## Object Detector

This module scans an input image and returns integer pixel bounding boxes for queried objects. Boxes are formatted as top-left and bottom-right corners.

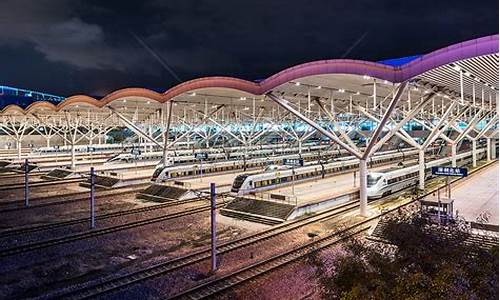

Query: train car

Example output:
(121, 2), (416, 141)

(150, 147), (343, 182)
(33, 142), (161, 154)
(150, 151), (329, 183)
(229, 148), (434, 196)
(151, 156), (269, 183)
(111, 144), (333, 166)
(105, 151), (227, 165)
(366, 148), (486, 198)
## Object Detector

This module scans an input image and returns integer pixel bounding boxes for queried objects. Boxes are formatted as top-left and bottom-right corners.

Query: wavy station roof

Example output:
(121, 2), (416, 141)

(0, 35), (497, 126)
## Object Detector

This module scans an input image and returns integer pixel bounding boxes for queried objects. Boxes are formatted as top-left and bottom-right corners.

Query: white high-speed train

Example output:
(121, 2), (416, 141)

(150, 145), (369, 183)
(107, 142), (347, 165)
(33, 143), (161, 154)
(106, 142), (337, 164)
(229, 148), (437, 196)
(366, 148), (486, 198)
(106, 151), (229, 164)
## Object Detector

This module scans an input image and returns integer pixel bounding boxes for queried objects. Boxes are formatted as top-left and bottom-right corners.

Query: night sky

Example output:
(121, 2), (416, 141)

(0, 0), (497, 97)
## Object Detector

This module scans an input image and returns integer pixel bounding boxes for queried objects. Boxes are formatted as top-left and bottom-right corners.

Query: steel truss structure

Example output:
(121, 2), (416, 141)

(0, 35), (498, 216)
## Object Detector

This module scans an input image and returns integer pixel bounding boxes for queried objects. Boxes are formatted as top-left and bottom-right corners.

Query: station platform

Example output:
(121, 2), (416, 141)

(79, 167), (153, 189)
(33, 159), (109, 171)
(262, 162), (402, 206)
(447, 161), (499, 225)
(136, 183), (193, 202)
(73, 161), (156, 173)
(182, 169), (264, 192)
(220, 163), (404, 224)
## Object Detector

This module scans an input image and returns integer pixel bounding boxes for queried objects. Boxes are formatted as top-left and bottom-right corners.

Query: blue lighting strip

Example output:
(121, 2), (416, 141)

(0, 85), (65, 102)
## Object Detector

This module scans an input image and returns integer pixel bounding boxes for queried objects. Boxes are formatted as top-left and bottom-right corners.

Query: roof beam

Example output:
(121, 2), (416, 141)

(266, 92), (362, 159)
(315, 98), (360, 154)
(109, 107), (162, 147)
(475, 115), (499, 140)
(363, 81), (408, 159)
(372, 91), (435, 152)
(422, 102), (457, 148)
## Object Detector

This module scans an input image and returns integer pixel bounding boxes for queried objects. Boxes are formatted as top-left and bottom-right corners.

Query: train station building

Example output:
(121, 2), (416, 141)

(0, 34), (498, 219)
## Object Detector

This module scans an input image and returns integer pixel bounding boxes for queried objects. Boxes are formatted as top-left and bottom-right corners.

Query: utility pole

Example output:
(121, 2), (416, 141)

(90, 167), (96, 229)
(24, 159), (29, 207)
(210, 183), (217, 273)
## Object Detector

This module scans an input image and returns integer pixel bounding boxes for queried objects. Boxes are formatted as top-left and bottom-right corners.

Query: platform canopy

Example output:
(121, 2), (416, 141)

(1, 34), (497, 218)
(0, 35), (497, 154)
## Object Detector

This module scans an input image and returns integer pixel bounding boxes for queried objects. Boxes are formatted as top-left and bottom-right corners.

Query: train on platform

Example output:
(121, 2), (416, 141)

(33, 143), (161, 154)
(228, 148), (434, 196)
(150, 145), (373, 183)
(35, 140), (330, 157)
(107, 143), (342, 165)
(366, 148), (486, 198)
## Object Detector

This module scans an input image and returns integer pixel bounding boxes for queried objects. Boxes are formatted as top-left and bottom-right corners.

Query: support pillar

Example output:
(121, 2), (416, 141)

(492, 139), (497, 159)
(472, 139), (477, 167)
(487, 138), (491, 161)
(148, 126), (153, 152)
(71, 143), (76, 169)
(17, 140), (22, 159)
(359, 159), (368, 217)
(451, 143), (457, 167)
(418, 149), (425, 190)
(46, 137), (50, 147)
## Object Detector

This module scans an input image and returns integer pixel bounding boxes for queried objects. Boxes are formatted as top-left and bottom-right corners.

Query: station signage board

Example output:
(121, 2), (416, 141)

(431, 166), (468, 177)
(195, 152), (209, 160)
(283, 158), (304, 167)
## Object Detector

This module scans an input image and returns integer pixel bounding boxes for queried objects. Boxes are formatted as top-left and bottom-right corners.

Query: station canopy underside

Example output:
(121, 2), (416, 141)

(0, 35), (498, 154)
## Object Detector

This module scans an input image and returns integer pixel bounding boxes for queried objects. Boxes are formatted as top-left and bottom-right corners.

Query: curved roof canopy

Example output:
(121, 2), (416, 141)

(1, 34), (498, 115)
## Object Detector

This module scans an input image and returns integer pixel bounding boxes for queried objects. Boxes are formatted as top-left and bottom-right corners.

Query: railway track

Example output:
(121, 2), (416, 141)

(50, 160), (497, 300)
(0, 197), (227, 258)
(0, 184), (149, 213)
(0, 196), (216, 238)
(169, 226), (371, 300)
(0, 177), (85, 191)
(52, 199), (365, 300)
(167, 160), (498, 300)
(0, 172), (47, 179)
(0, 182), (227, 213)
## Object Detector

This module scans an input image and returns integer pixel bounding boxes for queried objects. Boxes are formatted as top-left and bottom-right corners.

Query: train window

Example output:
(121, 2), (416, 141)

(367, 175), (382, 187)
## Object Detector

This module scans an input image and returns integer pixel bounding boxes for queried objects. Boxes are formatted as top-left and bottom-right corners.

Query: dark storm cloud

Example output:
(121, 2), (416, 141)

(0, 0), (158, 72)
(0, 0), (497, 96)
